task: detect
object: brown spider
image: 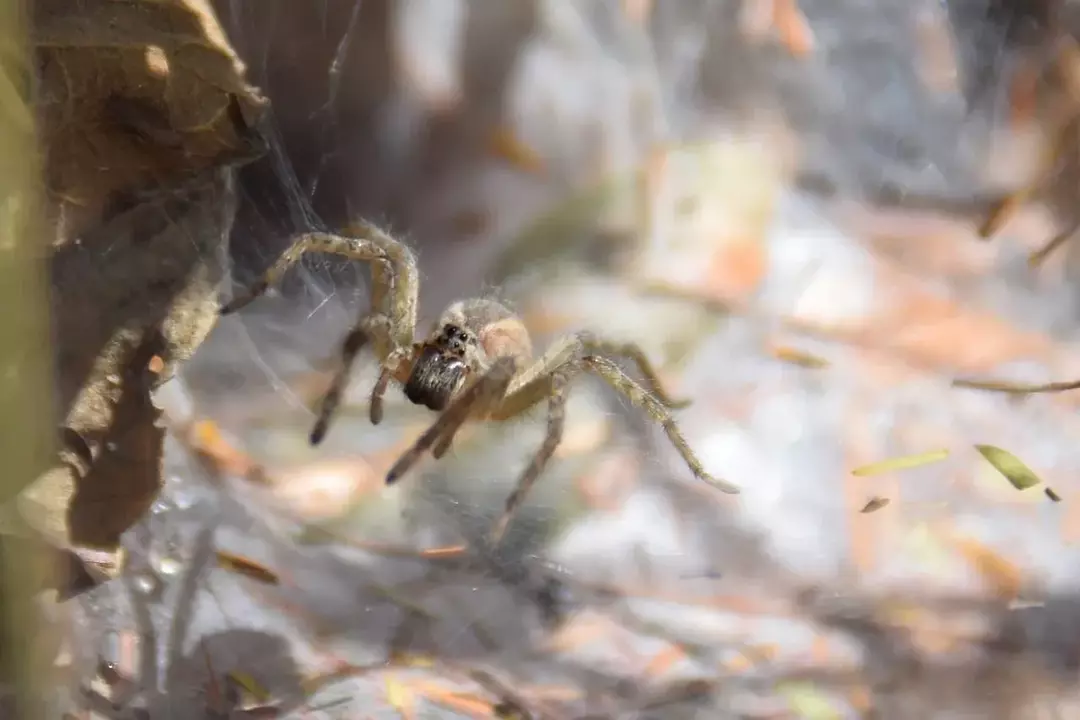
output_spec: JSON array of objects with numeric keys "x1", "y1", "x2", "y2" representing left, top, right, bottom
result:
[{"x1": 220, "y1": 220, "x2": 739, "y2": 543}]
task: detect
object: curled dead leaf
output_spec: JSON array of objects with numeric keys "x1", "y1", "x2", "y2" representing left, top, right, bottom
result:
[{"x1": 20, "y1": 0, "x2": 268, "y2": 579}]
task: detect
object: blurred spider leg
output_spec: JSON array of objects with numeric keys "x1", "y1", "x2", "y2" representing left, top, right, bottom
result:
[
  {"x1": 221, "y1": 232, "x2": 387, "y2": 314},
  {"x1": 1030, "y1": 215, "x2": 1080, "y2": 267},
  {"x1": 488, "y1": 369, "x2": 572, "y2": 546},
  {"x1": 341, "y1": 219, "x2": 421, "y2": 349},
  {"x1": 369, "y1": 345, "x2": 416, "y2": 425},
  {"x1": 220, "y1": 223, "x2": 420, "y2": 353},
  {"x1": 369, "y1": 366, "x2": 393, "y2": 425},
  {"x1": 431, "y1": 424, "x2": 457, "y2": 459},
  {"x1": 508, "y1": 332, "x2": 690, "y2": 409},
  {"x1": 582, "y1": 355, "x2": 740, "y2": 494},
  {"x1": 310, "y1": 314, "x2": 389, "y2": 445},
  {"x1": 385, "y1": 357, "x2": 517, "y2": 485},
  {"x1": 577, "y1": 333, "x2": 692, "y2": 409},
  {"x1": 980, "y1": 119, "x2": 1070, "y2": 239}
]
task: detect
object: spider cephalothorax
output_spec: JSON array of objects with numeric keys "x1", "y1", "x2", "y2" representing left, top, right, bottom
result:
[{"x1": 221, "y1": 221, "x2": 739, "y2": 544}]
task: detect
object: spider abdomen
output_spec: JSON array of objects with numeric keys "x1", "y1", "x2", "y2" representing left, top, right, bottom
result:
[{"x1": 404, "y1": 346, "x2": 467, "y2": 411}]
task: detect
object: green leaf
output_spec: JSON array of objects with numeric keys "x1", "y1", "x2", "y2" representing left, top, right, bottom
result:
[
  {"x1": 851, "y1": 449, "x2": 949, "y2": 477},
  {"x1": 974, "y1": 445, "x2": 1042, "y2": 490}
]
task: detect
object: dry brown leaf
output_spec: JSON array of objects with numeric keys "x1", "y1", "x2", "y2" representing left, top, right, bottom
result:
[{"x1": 13, "y1": 0, "x2": 268, "y2": 581}]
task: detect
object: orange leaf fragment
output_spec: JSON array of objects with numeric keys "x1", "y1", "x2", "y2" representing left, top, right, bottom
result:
[
  {"x1": 412, "y1": 682, "x2": 494, "y2": 719},
  {"x1": 772, "y1": 0, "x2": 815, "y2": 57},
  {"x1": 215, "y1": 551, "x2": 280, "y2": 586},
  {"x1": 942, "y1": 531, "x2": 1023, "y2": 600},
  {"x1": 643, "y1": 644, "x2": 686, "y2": 678},
  {"x1": 189, "y1": 420, "x2": 263, "y2": 481},
  {"x1": 488, "y1": 127, "x2": 545, "y2": 175},
  {"x1": 770, "y1": 343, "x2": 829, "y2": 369}
]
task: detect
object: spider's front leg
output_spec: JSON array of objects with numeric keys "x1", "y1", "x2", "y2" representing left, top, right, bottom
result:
[
  {"x1": 384, "y1": 357, "x2": 518, "y2": 485},
  {"x1": 217, "y1": 222, "x2": 425, "y2": 442},
  {"x1": 219, "y1": 223, "x2": 420, "y2": 346}
]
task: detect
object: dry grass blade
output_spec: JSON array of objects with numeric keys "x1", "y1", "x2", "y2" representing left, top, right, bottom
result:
[
  {"x1": 952, "y1": 377, "x2": 1080, "y2": 394},
  {"x1": 226, "y1": 671, "x2": 272, "y2": 705},
  {"x1": 770, "y1": 344, "x2": 830, "y2": 368},
  {"x1": 851, "y1": 449, "x2": 949, "y2": 477},
  {"x1": 214, "y1": 551, "x2": 280, "y2": 586}
]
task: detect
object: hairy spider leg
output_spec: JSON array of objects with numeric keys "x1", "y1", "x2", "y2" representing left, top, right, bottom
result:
[
  {"x1": 369, "y1": 367, "x2": 394, "y2": 425},
  {"x1": 1032, "y1": 215, "x2": 1080, "y2": 267},
  {"x1": 431, "y1": 330, "x2": 694, "y2": 459},
  {"x1": 581, "y1": 355, "x2": 739, "y2": 494},
  {"x1": 979, "y1": 112, "x2": 1073, "y2": 239},
  {"x1": 480, "y1": 344, "x2": 735, "y2": 546},
  {"x1": 219, "y1": 222, "x2": 425, "y2": 441},
  {"x1": 509, "y1": 331, "x2": 692, "y2": 409},
  {"x1": 310, "y1": 314, "x2": 390, "y2": 445},
  {"x1": 385, "y1": 357, "x2": 519, "y2": 486},
  {"x1": 487, "y1": 368, "x2": 571, "y2": 545},
  {"x1": 369, "y1": 345, "x2": 417, "y2": 425},
  {"x1": 429, "y1": 331, "x2": 692, "y2": 463},
  {"x1": 219, "y1": 222, "x2": 420, "y2": 352}
]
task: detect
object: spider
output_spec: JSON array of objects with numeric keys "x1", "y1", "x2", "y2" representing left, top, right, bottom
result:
[{"x1": 220, "y1": 220, "x2": 739, "y2": 544}]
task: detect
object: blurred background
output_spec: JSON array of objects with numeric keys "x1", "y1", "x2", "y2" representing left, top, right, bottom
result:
[{"x1": 39, "y1": 0, "x2": 1080, "y2": 717}]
